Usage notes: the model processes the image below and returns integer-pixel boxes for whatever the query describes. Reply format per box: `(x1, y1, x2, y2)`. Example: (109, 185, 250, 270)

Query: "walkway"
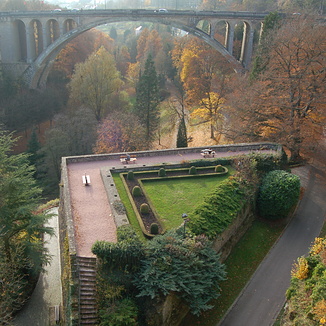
(218, 164, 326, 326)
(67, 149, 273, 257)
(13, 208, 62, 326)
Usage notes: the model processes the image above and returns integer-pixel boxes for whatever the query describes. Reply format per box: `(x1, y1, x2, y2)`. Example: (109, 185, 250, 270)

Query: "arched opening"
(213, 20, 227, 46)
(47, 19, 60, 44)
(15, 20, 27, 62)
(63, 19, 78, 33)
(28, 20, 43, 59)
(232, 22, 244, 61)
(196, 19, 211, 35)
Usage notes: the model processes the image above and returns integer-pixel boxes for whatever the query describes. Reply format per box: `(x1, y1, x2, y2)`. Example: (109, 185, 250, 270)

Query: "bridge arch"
(30, 18, 250, 88)
(0, 11, 268, 88)
(14, 20, 27, 62)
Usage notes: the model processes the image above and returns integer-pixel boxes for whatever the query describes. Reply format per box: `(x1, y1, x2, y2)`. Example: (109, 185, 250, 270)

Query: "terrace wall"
(58, 142, 282, 325)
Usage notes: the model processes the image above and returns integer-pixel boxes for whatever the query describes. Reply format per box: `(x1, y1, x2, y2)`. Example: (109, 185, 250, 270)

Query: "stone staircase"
(77, 256, 98, 325)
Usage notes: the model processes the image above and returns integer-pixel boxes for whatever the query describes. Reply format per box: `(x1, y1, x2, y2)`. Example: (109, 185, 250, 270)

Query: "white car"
(154, 8, 168, 13)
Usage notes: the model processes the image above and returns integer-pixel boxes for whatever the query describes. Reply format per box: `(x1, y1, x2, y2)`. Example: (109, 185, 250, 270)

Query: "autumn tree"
(134, 54, 160, 148)
(53, 30, 114, 79)
(42, 108, 97, 182)
(93, 112, 147, 154)
(176, 37, 232, 139)
(68, 46, 123, 121)
(227, 16, 326, 162)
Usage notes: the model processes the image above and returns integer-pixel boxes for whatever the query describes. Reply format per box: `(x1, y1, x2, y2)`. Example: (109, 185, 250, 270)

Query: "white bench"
(82, 174, 91, 185)
(201, 151, 216, 158)
(120, 157, 137, 164)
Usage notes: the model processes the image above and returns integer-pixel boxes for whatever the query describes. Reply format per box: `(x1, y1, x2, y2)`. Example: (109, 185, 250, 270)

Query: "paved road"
(219, 165, 326, 326)
(13, 208, 62, 326)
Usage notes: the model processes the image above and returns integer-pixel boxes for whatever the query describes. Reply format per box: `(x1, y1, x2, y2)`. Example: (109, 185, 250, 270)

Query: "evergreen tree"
(134, 54, 160, 149)
(176, 117, 188, 148)
(0, 128, 53, 261)
(27, 128, 41, 166)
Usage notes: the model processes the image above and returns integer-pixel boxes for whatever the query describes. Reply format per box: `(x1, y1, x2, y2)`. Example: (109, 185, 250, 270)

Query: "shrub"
(150, 223, 159, 235)
(127, 171, 134, 180)
(133, 230, 226, 315)
(158, 168, 166, 177)
(188, 177, 246, 239)
(189, 166, 197, 175)
(215, 165, 224, 173)
(98, 297, 139, 326)
(140, 203, 149, 214)
(132, 186, 142, 197)
(257, 170, 300, 219)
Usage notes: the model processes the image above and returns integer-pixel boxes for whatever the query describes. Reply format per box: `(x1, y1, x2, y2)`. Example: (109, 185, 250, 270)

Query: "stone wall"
(64, 142, 282, 164)
(213, 204, 255, 262)
(58, 142, 282, 325)
(59, 158, 80, 325)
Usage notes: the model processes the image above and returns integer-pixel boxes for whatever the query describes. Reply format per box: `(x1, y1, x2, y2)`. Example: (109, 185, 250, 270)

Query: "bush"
(189, 166, 197, 175)
(257, 170, 300, 219)
(188, 177, 246, 239)
(158, 168, 166, 177)
(98, 297, 139, 326)
(140, 203, 149, 214)
(127, 171, 134, 180)
(133, 230, 226, 315)
(150, 223, 159, 235)
(132, 186, 142, 197)
(215, 165, 224, 173)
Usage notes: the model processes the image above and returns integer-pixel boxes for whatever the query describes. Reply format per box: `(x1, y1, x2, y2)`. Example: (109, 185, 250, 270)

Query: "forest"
(0, 1, 325, 198)
(0, 0, 325, 323)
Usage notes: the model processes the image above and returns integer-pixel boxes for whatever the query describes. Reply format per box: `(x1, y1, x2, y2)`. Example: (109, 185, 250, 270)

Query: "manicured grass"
(180, 219, 286, 326)
(141, 167, 235, 229)
(112, 172, 145, 240)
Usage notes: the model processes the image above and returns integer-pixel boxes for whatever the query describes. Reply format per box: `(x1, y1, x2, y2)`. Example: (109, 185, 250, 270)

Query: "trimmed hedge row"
(188, 177, 246, 239)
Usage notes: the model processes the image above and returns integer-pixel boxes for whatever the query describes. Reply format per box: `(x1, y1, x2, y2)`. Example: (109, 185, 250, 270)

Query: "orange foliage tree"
(227, 16, 326, 162)
(174, 37, 233, 139)
(93, 112, 147, 153)
(53, 29, 114, 79)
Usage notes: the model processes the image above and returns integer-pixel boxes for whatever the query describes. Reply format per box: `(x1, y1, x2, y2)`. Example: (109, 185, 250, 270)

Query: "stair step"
(78, 256, 98, 325)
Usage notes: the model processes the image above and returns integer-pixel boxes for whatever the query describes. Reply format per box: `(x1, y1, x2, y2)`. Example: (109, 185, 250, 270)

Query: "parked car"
(154, 8, 168, 13)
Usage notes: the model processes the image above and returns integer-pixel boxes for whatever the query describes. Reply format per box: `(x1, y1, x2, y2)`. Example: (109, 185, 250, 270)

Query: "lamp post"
(182, 213, 189, 238)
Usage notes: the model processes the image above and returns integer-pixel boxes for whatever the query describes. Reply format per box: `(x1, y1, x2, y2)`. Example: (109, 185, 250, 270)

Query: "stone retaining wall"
(64, 142, 282, 164)
(59, 158, 80, 325)
(58, 142, 283, 325)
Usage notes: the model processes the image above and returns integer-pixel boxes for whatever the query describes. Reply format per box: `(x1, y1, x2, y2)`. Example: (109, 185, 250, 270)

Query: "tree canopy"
(68, 46, 123, 121)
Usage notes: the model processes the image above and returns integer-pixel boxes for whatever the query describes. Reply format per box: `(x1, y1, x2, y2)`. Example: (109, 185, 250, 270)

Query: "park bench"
(120, 155, 137, 164)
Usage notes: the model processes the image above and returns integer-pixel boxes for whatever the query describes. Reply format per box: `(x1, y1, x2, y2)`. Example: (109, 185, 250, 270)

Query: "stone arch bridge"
(0, 9, 269, 88)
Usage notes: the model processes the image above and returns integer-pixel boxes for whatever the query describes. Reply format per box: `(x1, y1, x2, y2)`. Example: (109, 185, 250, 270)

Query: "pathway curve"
(218, 164, 326, 326)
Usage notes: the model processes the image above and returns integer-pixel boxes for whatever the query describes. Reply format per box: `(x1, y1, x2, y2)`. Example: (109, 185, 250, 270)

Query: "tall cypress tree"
(134, 54, 160, 149)
(176, 117, 188, 148)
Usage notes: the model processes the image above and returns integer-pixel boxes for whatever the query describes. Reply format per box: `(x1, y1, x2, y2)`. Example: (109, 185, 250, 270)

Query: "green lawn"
(113, 167, 286, 325)
(141, 169, 234, 229)
(180, 218, 286, 326)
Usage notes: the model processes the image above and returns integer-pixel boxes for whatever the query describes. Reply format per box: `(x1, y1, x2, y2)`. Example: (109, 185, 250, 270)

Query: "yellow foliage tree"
(68, 46, 123, 121)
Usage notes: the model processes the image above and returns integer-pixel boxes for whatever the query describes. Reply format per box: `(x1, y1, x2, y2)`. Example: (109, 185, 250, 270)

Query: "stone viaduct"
(0, 9, 269, 88)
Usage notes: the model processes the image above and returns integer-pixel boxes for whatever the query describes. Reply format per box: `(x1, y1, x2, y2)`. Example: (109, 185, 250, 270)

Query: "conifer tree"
(176, 117, 188, 148)
(134, 54, 160, 149)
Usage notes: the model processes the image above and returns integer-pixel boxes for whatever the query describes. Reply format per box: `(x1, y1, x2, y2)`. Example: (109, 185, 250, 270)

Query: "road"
(219, 165, 326, 326)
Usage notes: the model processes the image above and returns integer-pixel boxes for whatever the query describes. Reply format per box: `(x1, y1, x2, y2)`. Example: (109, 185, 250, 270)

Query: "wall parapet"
(64, 142, 282, 164)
